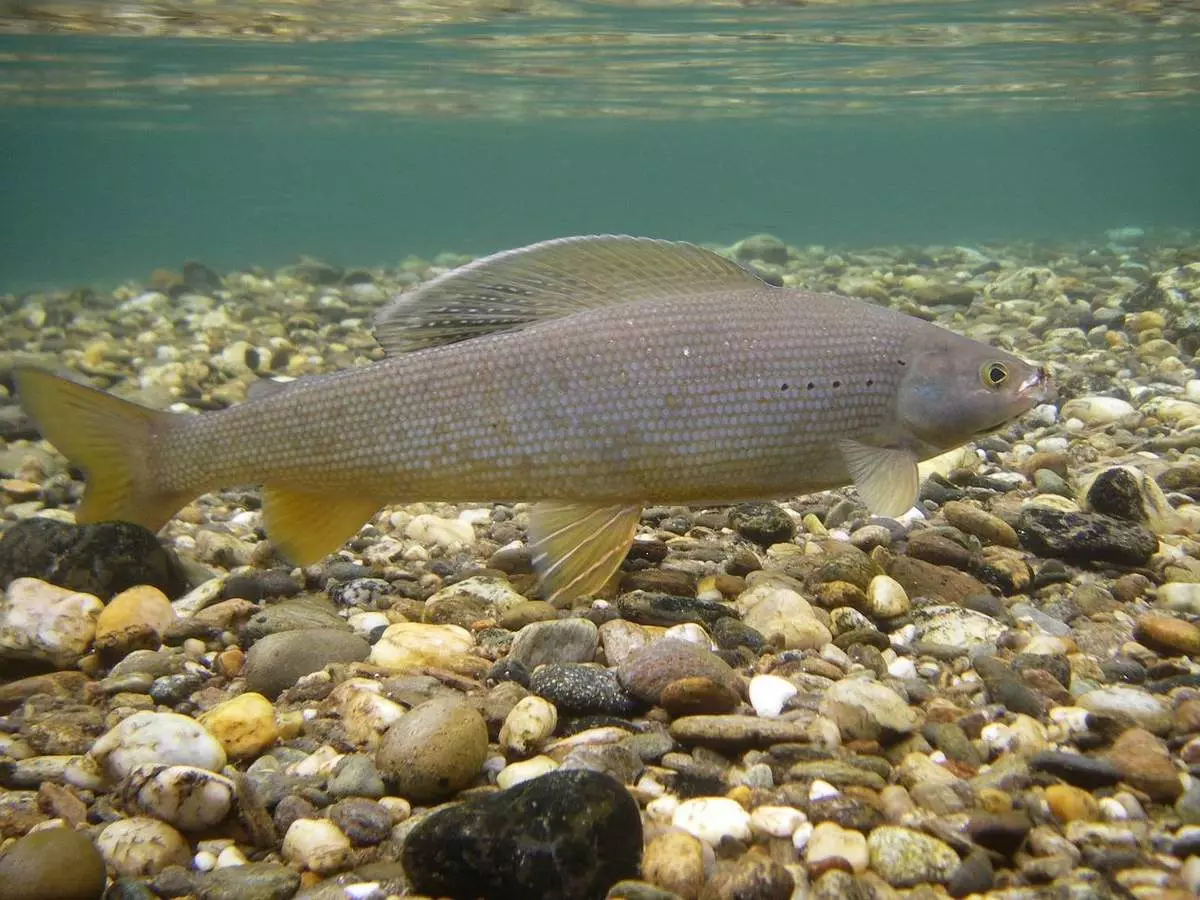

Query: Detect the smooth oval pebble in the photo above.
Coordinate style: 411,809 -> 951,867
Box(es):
806,820 -> 868,874
97,816 -> 191,877
496,754 -> 560,789
1061,395 -> 1135,425
369,622 -> 474,671
672,796 -> 752,845
867,575 -> 910,619
281,818 -> 352,874
376,696 -> 488,802
93,584 -> 176,657
198,691 -> 279,758
128,763 -> 237,831
499,695 -> 558,755
0,827 -> 107,900
90,711 -> 226,780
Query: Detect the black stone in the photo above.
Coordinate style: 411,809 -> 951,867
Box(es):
402,769 -> 642,900
530,663 -> 640,718
1011,653 -> 1071,689
948,849 -> 994,898
1086,468 -> 1148,522
974,656 -> 1044,718
487,658 -> 530,688
963,811 -> 1032,858
712,617 -> 766,654
0,517 -> 189,600
1029,750 -> 1121,789
193,862 -> 300,900
1015,507 -> 1156,567
728,502 -> 796,546
615,591 -> 735,629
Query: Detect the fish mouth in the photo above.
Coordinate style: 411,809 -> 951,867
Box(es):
1019,364 -> 1055,405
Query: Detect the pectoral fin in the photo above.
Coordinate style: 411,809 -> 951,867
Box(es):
528,502 -> 642,605
837,439 -> 920,517
262,485 -> 381,565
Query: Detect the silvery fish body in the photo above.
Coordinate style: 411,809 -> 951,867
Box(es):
15,236 -> 1050,602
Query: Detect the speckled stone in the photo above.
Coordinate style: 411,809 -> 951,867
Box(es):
402,769 -> 642,900
867,825 -> 959,887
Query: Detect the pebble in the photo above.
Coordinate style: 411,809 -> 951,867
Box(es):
197,692 -> 278,758
405,512 -> 475,549
93,584 -> 177,658
192,862 -> 299,900
818,677 -> 919,741
376,696 -> 488,802
750,805 -> 805,838
617,638 -> 742,706
704,852 -> 793,900
243,628 -> 370,698
805,821 -> 868,874
368,621 -> 476,671
728,501 -> 796,545
736,579 -> 831,650
941,500 -> 1019,548
672,796 -> 752,845
497,754 -> 559,788
1061,395 -> 1136,425
327,753 -> 386,799
1044,783 -> 1100,822
616,591 -> 730,628
508,617 -> 599,668
97,816 -> 191,877
1107,727 -> 1183,801
1077,686 -> 1173,734
1134,613 -> 1200,656
402,769 -> 642,900
126,763 -> 237,830
866,574 -> 909,619
328,797 -> 392,845
499,695 -> 558,755
748,673 -> 797,718
0,827 -> 107,900
281,818 -> 352,874
0,577 -> 103,667
530,663 -> 639,717
90,711 -> 227,780
1156,582 -> 1200,614
641,829 -> 706,898
1015,506 -> 1158,566
866,825 -> 959,887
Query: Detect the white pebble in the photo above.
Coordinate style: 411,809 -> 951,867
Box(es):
1061,395 -> 1135,426
282,818 -> 352,874
216,844 -> 249,867
90,712 -> 226,781
194,851 -> 217,872
645,794 -> 680,824
1099,797 -> 1129,821
748,674 -> 797,718
128,764 -> 236,831
805,820 -> 869,874
664,622 -> 711,646
0,577 -> 103,668
887,657 -> 917,679
791,820 -> 814,852
809,779 -> 840,802
1029,403 -> 1059,427
672,796 -> 752,845
867,575 -> 909,618
499,696 -> 558,756
1034,436 -> 1070,453
404,514 -> 476,550
98,816 -> 190,877
496,755 -> 559,789
750,805 -> 806,838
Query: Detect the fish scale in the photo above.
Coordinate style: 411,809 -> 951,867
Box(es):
14,234 -> 1049,602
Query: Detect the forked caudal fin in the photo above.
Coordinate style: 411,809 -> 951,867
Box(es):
12,366 -> 189,533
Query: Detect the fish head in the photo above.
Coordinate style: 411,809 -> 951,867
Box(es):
896,335 -> 1052,451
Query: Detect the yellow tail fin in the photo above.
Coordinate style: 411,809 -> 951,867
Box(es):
13,366 -> 187,532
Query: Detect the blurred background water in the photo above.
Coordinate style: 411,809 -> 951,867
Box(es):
0,1 -> 1197,291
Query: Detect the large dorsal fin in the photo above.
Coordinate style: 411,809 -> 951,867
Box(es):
373,234 -> 766,354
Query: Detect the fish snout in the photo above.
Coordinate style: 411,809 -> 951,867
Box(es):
1020,364 -> 1056,405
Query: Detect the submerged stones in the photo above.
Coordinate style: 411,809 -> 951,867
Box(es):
401,769 -> 642,900
1015,506 -> 1157,566
0,827 -> 106,900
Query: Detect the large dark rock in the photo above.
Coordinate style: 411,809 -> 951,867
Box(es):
0,517 -> 188,600
402,769 -> 642,900
1015,507 -> 1156,567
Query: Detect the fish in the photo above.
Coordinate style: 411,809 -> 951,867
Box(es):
14,235 -> 1051,603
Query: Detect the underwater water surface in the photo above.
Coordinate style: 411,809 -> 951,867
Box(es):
0,1 -> 1197,290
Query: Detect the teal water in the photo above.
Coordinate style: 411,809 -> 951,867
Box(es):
1,3 -> 1198,291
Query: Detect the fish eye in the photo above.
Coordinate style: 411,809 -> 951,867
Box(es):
981,362 -> 1009,388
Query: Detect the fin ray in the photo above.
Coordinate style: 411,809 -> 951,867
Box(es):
528,502 -> 642,605
374,235 -> 764,354
837,439 -> 920,517
261,486 -> 380,566
13,366 -> 187,531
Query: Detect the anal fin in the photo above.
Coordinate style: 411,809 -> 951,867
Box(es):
837,439 -> 920,517
528,502 -> 642,605
262,485 -> 381,566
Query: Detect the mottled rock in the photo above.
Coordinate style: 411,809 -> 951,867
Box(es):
376,696 -> 488,802
884,555 -> 989,605
97,816 -> 190,877
368,621 -> 475,671
729,502 -> 796,545
530,662 -> 640,717
509,618 -> 599,668
701,851 -> 793,900
1015,507 -> 1157,566
0,517 -> 187,600
90,711 -> 226,780
402,769 -> 642,900
616,591 -> 733,629
618,639 -> 741,706
641,830 -> 705,899
243,628 -> 369,698
0,827 -> 106,900
818,678 -> 919,741
0,577 -> 102,668
193,862 -> 299,900
867,826 -> 959,887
